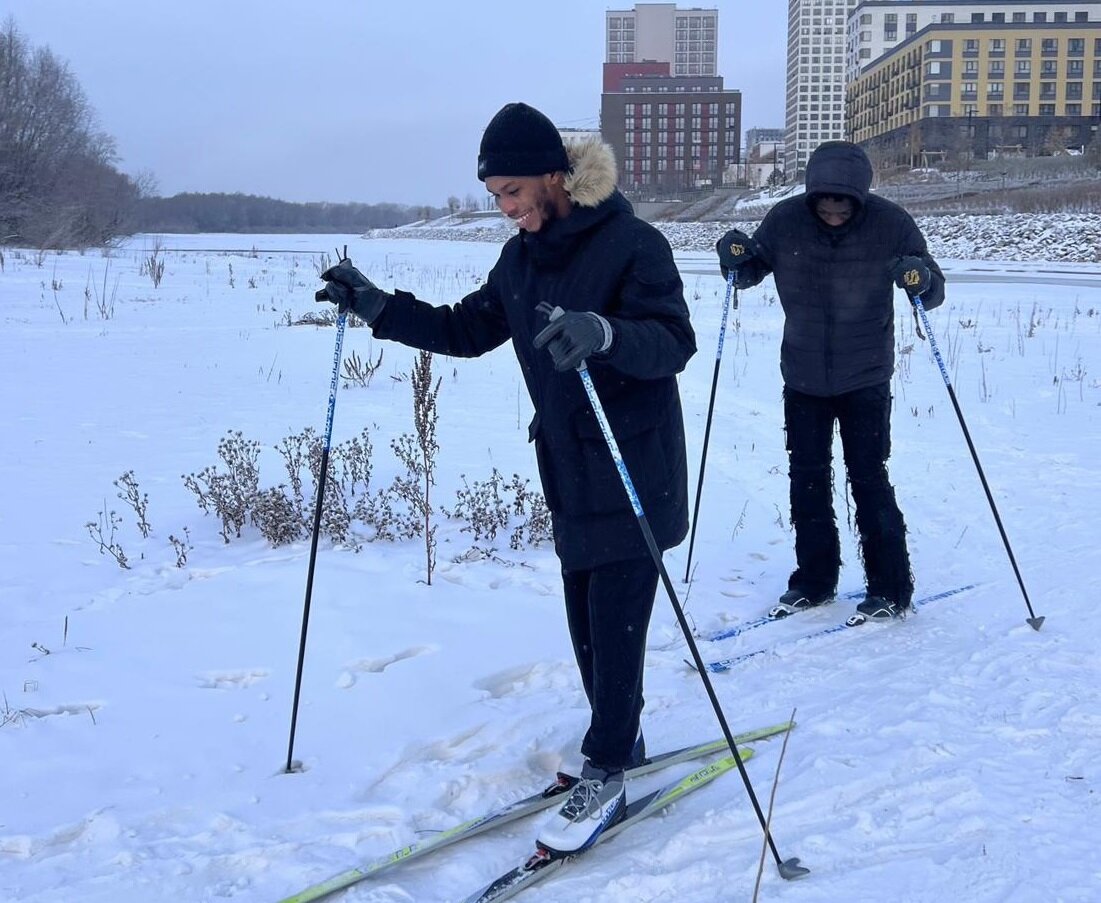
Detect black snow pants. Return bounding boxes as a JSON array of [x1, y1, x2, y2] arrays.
[[561, 555, 658, 771], [783, 382, 913, 605]]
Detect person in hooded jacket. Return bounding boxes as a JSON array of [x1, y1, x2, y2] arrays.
[[716, 140, 945, 622], [316, 102, 696, 854]]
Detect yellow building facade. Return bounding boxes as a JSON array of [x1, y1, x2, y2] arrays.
[[848, 21, 1101, 162]]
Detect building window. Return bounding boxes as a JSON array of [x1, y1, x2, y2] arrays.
[[1068, 39, 1085, 57], [987, 103, 1003, 116], [1067, 82, 1083, 100], [1014, 83, 1031, 100], [1042, 38, 1058, 56], [1038, 104, 1055, 116], [989, 39, 1005, 56], [1012, 12, 1026, 23], [1066, 103, 1082, 116], [1016, 39, 1031, 56], [1033, 12, 1047, 24], [1015, 61, 1031, 76]]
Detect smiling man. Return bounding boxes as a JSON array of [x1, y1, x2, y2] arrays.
[[316, 101, 696, 855], [715, 140, 946, 624]]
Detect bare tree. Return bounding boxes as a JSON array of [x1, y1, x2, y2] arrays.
[[0, 17, 142, 246]]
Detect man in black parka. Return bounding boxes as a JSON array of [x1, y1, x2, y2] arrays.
[[716, 141, 945, 622], [316, 102, 696, 854]]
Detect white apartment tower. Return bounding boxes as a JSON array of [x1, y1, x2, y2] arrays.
[[786, 0, 859, 176], [606, 3, 719, 75]]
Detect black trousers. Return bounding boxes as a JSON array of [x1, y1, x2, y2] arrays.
[[783, 382, 913, 605], [561, 555, 658, 770]]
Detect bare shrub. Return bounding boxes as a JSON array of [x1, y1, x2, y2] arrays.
[[181, 431, 260, 543], [446, 468, 554, 552], [252, 486, 305, 546], [389, 351, 441, 582], [115, 470, 151, 538], [140, 238, 165, 288], [169, 528, 192, 568], [342, 347, 384, 388], [86, 500, 129, 568]]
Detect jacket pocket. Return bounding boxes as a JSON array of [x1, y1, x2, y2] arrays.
[[567, 387, 674, 516]]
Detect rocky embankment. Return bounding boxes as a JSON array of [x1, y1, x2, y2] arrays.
[[368, 212, 1101, 263]]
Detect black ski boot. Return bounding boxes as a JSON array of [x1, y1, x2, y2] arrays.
[[855, 594, 909, 620], [769, 587, 836, 619]]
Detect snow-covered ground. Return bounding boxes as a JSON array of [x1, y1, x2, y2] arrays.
[[1, 231, 1099, 902]]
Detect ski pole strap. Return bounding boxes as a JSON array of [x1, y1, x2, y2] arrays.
[[910, 302, 925, 341]]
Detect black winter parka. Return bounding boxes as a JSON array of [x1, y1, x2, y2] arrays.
[[738, 142, 945, 397], [370, 140, 696, 569]]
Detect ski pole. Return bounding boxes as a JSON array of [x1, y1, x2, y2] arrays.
[[911, 293, 1044, 630], [571, 357, 807, 881], [684, 271, 736, 582], [284, 253, 350, 773]]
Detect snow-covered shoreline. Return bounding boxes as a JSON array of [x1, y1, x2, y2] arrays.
[[367, 212, 1101, 264]]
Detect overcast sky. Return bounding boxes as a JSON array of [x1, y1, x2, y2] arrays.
[[4, 1, 787, 207]]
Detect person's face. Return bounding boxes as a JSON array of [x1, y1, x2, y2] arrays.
[[814, 196, 854, 227], [485, 174, 567, 233]]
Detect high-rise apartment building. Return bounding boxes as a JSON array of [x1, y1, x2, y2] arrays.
[[786, 0, 859, 176], [606, 4, 719, 76], [602, 4, 739, 195]]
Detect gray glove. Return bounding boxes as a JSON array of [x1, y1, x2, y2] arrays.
[[533, 303, 613, 371], [315, 258, 390, 324]]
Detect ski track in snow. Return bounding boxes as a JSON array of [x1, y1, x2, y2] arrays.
[[1, 233, 1099, 902]]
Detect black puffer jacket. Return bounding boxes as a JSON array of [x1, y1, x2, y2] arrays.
[[738, 142, 945, 397], [370, 138, 696, 569]]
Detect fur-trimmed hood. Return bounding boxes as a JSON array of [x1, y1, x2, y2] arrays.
[[563, 137, 618, 209]]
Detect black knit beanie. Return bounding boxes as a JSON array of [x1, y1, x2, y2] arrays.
[[477, 102, 569, 181]]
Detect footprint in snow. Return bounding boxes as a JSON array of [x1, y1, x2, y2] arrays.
[[337, 645, 435, 687], [196, 668, 269, 689]]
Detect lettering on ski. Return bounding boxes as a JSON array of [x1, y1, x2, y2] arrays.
[[275, 721, 793, 903], [699, 584, 979, 673], [461, 750, 753, 903], [701, 589, 866, 643]]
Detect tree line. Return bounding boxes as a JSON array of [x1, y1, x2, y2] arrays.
[[130, 193, 443, 234], [0, 20, 443, 248]]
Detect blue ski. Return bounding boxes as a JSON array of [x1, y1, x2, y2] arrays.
[[699, 584, 979, 673], [701, 588, 865, 642]]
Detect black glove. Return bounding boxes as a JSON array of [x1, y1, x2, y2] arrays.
[[533, 304, 613, 372], [315, 258, 390, 324], [715, 229, 759, 280], [891, 256, 932, 297]]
